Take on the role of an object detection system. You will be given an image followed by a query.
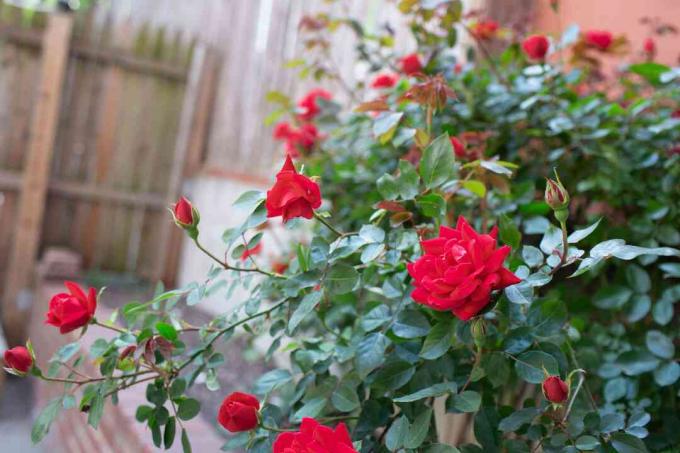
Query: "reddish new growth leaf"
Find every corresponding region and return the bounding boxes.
[399,74,455,110]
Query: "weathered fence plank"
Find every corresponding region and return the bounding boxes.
[2,13,73,344]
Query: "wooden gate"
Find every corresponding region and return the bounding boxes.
[0,3,218,343]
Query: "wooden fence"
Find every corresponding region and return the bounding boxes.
[0,3,218,343]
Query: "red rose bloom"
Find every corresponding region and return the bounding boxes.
[472,20,499,40]
[273,122,321,158]
[542,375,569,403]
[217,392,260,432]
[173,197,195,227]
[672,109,680,119]
[241,242,263,261]
[371,73,398,89]
[3,346,32,374]
[266,156,322,222]
[643,37,656,57]
[407,216,521,321]
[584,30,613,50]
[273,418,357,453]
[450,136,466,159]
[399,53,423,76]
[297,88,332,122]
[522,34,550,60]
[45,281,97,334]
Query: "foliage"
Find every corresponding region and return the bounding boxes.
[16,1,680,452]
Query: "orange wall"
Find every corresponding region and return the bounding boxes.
[534,0,680,66]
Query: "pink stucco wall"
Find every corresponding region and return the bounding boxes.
[534,0,680,66]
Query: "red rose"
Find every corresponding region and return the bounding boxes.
[584,30,613,51]
[399,53,423,76]
[273,122,321,158]
[672,109,680,119]
[45,281,97,334]
[272,261,289,274]
[522,34,550,60]
[241,242,263,261]
[3,346,32,375]
[173,197,197,228]
[542,375,569,403]
[297,88,332,122]
[266,156,322,222]
[273,418,357,453]
[472,20,499,40]
[407,216,521,321]
[371,73,398,89]
[217,392,260,432]
[450,136,466,159]
[643,37,656,56]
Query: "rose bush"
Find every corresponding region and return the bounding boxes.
[5,1,680,452]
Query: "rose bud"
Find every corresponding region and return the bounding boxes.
[584,30,613,51]
[240,242,263,261]
[544,171,570,223]
[399,53,423,76]
[217,392,260,432]
[542,375,569,403]
[266,155,322,222]
[172,197,200,237]
[643,37,656,59]
[45,281,97,334]
[297,88,332,122]
[3,346,33,375]
[522,35,550,61]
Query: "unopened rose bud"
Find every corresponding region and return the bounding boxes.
[542,375,569,403]
[544,171,570,223]
[3,346,33,376]
[171,197,200,237]
[470,318,486,348]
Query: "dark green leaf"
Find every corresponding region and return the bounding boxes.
[420,133,455,189]
[177,398,201,421]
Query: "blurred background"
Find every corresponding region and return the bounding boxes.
[0,0,678,451]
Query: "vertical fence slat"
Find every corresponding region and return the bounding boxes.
[2,13,73,344]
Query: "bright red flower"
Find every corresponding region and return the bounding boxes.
[297,88,332,122]
[542,376,569,403]
[399,53,423,76]
[3,346,32,374]
[273,122,321,158]
[522,34,550,60]
[266,156,322,222]
[584,30,613,50]
[672,109,680,119]
[241,242,263,261]
[450,136,466,159]
[643,37,656,56]
[273,418,357,453]
[217,392,260,432]
[407,216,521,321]
[45,281,97,334]
[173,197,194,226]
[272,261,289,274]
[371,73,398,89]
[472,20,499,40]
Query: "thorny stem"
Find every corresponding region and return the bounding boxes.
[92,319,129,335]
[313,212,344,237]
[39,368,155,386]
[565,340,598,411]
[562,369,586,422]
[550,220,570,275]
[193,238,280,279]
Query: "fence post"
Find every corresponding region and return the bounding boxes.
[151,45,213,284]
[2,13,73,345]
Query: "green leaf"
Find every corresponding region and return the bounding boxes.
[377,173,400,200]
[480,160,513,176]
[629,62,671,84]
[462,180,486,198]
[373,361,416,391]
[568,218,601,243]
[498,407,541,432]
[405,408,433,449]
[645,330,674,359]
[359,225,386,243]
[373,112,404,144]
[181,428,192,453]
[253,369,292,394]
[420,319,454,360]
[177,398,201,421]
[420,133,455,189]
[288,292,323,334]
[156,322,178,342]
[331,382,360,412]
[392,310,430,338]
[393,382,458,403]
[397,160,420,199]
[610,432,649,453]
[169,379,186,400]
[521,245,544,268]
[612,245,680,260]
[31,397,62,444]
[515,351,559,384]
[87,391,105,428]
[164,417,177,449]
[575,435,600,450]
[417,193,447,218]
[293,397,327,421]
[356,333,390,378]
[653,361,680,386]
[448,391,481,413]
[499,214,521,250]
[51,342,81,363]
[652,299,673,325]
[233,190,265,212]
[325,263,360,295]
[594,285,632,309]
[385,415,410,451]
[360,305,391,331]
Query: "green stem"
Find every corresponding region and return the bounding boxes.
[313,212,344,237]
[193,239,280,278]
[261,424,295,433]
[92,319,128,335]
